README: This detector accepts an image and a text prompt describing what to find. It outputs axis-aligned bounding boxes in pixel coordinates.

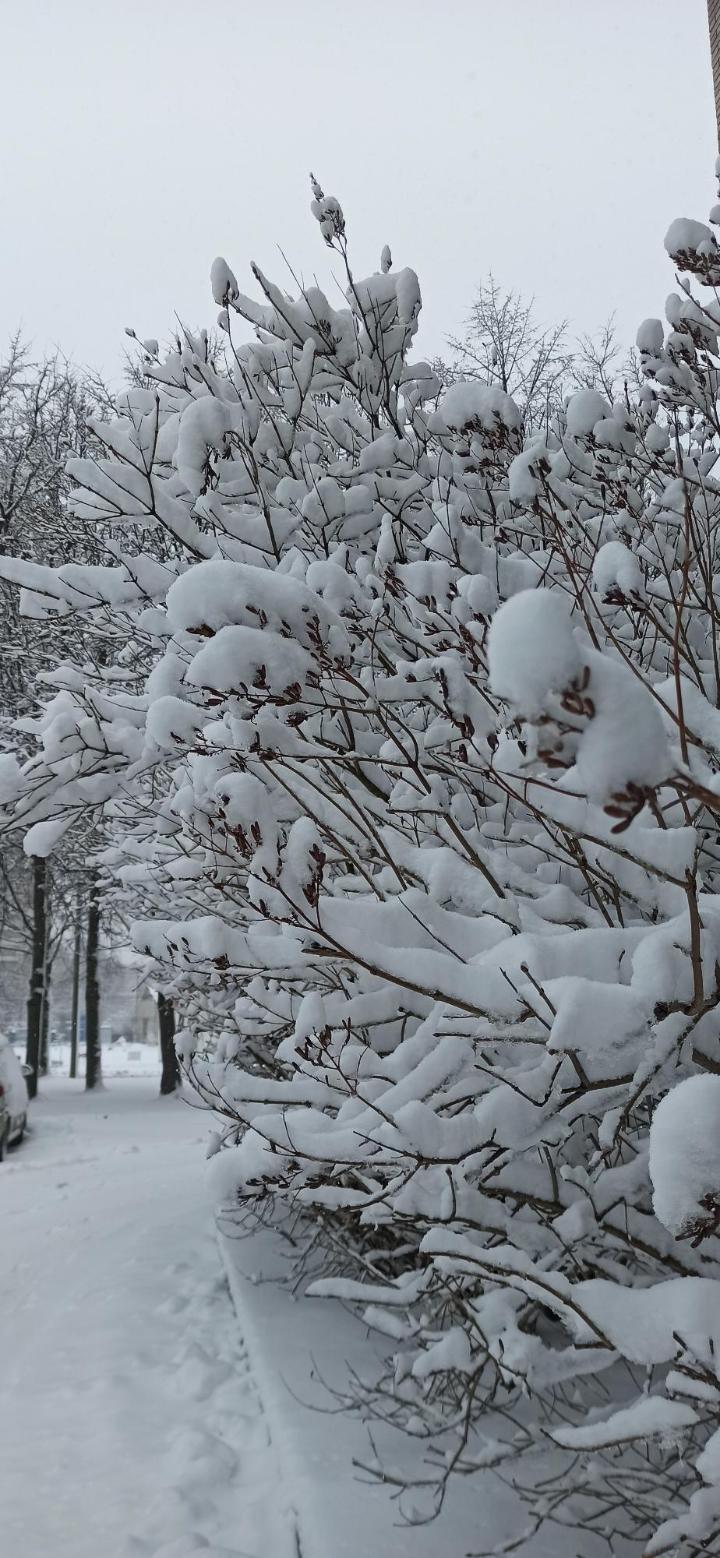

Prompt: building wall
[710,0,720,144]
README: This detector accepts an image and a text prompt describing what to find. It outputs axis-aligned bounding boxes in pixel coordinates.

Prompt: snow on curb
[217,1224,576,1558]
[217,1229,320,1558]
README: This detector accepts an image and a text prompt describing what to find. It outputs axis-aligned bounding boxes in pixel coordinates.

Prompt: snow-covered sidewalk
[0,1078,298,1558]
[1,1077,591,1558]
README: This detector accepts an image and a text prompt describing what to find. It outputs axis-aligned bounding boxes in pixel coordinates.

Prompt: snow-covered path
[0,1078,298,1558]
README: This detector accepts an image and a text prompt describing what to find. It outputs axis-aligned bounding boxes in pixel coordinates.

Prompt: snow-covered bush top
[6,168,720,1554]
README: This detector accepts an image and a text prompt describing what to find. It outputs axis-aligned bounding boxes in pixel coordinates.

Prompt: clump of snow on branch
[650,1076,720,1242]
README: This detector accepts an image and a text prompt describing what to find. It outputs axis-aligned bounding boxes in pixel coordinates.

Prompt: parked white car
[0,1036,30,1158]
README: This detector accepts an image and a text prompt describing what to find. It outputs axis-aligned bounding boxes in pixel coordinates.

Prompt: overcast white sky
[0,0,716,382]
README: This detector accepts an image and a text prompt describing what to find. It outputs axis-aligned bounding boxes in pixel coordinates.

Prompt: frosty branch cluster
[6,169,720,1554]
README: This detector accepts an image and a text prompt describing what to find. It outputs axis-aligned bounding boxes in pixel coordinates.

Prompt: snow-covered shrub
[8,166,720,1553]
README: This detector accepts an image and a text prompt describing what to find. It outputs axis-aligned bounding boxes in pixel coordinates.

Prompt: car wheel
[0,1129,6,1163]
[12,1117,25,1146]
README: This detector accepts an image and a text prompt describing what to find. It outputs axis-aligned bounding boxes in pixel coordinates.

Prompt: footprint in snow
[166,1424,237,1486]
[155,1293,190,1316]
[172,1344,227,1402]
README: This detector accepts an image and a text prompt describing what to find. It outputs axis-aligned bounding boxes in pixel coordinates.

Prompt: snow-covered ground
[46,1039,163,1077]
[0,1078,596,1558]
[0,1078,298,1558]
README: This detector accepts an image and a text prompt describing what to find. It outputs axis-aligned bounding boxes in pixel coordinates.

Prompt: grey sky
[1,0,716,381]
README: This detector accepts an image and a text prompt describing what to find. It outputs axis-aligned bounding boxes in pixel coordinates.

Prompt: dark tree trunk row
[24,871,182,1098]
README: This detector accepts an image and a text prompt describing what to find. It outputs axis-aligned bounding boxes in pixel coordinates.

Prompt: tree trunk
[158,992,181,1095]
[39,869,51,1077]
[25,856,47,1100]
[84,875,101,1091]
[39,968,50,1076]
[69,887,82,1080]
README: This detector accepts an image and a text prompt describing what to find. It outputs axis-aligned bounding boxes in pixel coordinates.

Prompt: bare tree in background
[437,275,570,432]
[0,338,100,718]
[0,338,108,1081]
[438,278,637,431]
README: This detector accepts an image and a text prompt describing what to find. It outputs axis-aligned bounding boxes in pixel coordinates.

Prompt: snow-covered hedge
[7,168,720,1553]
